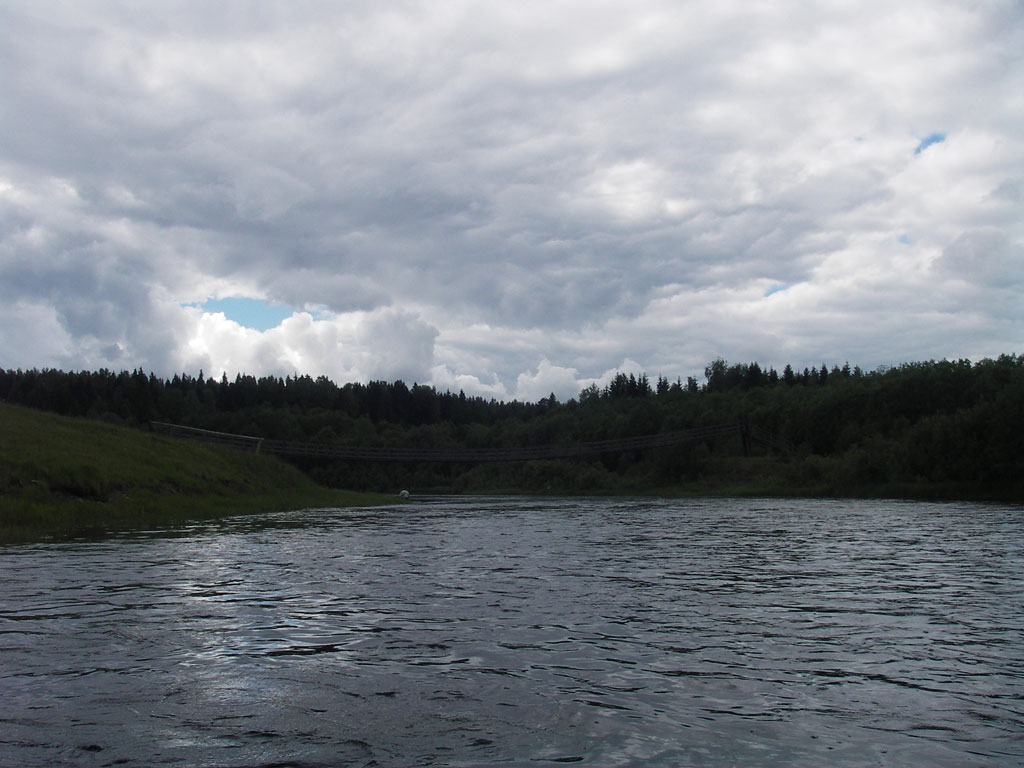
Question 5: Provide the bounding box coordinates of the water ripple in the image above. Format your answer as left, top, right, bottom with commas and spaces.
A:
1, 497, 1022, 766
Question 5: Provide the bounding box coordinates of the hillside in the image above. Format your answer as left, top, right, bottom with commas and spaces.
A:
0, 403, 392, 543
2, 355, 1022, 503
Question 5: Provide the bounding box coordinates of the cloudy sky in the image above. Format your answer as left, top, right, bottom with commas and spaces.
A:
1, 1, 1021, 401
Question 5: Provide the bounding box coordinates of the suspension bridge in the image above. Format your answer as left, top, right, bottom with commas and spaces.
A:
151, 417, 781, 463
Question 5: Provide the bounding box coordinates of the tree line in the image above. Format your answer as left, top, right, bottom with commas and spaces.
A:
2, 355, 1021, 499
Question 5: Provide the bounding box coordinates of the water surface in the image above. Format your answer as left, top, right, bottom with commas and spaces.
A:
2, 497, 1022, 766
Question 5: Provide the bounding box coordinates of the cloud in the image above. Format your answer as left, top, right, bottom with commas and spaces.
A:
429, 365, 509, 401
175, 307, 439, 385
515, 360, 584, 403
1, 1, 1021, 396
937, 229, 1023, 288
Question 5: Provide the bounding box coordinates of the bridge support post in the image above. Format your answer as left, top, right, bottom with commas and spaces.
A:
739, 415, 751, 457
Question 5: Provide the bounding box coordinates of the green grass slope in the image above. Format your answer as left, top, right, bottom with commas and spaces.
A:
0, 403, 392, 543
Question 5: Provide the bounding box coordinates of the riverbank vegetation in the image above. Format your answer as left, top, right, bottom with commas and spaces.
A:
2, 354, 1022, 504
0, 403, 391, 543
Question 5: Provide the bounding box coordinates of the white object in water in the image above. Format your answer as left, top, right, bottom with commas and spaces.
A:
399, 490, 410, 499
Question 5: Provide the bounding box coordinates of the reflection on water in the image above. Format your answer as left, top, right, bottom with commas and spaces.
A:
1, 497, 1022, 766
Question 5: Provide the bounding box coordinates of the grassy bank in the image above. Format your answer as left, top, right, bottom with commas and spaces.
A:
0, 403, 393, 543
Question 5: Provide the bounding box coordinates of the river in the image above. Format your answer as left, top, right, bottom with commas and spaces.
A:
1, 496, 1022, 766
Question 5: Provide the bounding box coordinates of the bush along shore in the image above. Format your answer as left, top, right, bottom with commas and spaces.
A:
0, 403, 393, 543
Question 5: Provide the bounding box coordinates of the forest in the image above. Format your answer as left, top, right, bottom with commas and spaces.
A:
2, 355, 1022, 501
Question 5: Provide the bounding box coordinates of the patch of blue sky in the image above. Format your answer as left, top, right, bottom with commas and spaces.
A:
764, 283, 789, 297
914, 133, 946, 155
199, 297, 294, 331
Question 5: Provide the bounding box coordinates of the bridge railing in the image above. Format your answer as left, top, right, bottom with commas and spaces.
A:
151, 421, 265, 453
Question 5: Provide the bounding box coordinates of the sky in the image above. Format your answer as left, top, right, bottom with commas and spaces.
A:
1, 1, 1021, 402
